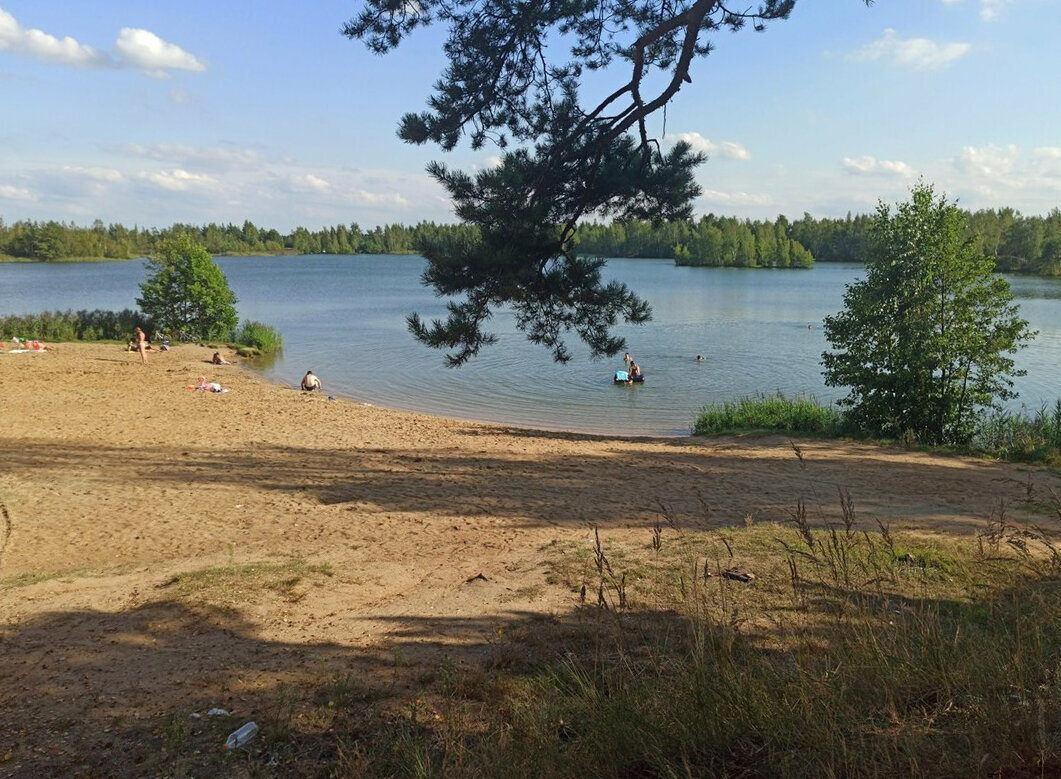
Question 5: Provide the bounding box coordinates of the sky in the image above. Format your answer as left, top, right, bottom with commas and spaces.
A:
1, 0, 1059, 232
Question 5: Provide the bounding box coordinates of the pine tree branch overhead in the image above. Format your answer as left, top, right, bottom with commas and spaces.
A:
344, 0, 869, 364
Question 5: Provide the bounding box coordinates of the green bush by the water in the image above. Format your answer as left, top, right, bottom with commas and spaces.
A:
0, 309, 148, 342
231, 320, 282, 354
974, 400, 1061, 463
694, 393, 843, 436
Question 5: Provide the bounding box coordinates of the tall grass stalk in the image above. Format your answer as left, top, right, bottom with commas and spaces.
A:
487, 514, 1061, 777
975, 401, 1061, 463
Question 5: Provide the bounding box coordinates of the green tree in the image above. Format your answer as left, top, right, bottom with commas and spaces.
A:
822, 183, 1034, 445
344, 1, 863, 364
137, 234, 238, 341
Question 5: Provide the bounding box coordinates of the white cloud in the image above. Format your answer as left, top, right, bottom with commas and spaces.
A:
0, 7, 204, 77
63, 166, 123, 183
850, 28, 971, 69
140, 169, 218, 192
699, 189, 772, 206
1034, 147, 1061, 161
955, 144, 1019, 178
666, 132, 751, 161
980, 0, 1011, 21
0, 183, 36, 201
842, 155, 915, 177
291, 173, 331, 193
120, 143, 262, 170
0, 7, 108, 68
350, 190, 409, 207
0, 154, 445, 229
114, 27, 204, 78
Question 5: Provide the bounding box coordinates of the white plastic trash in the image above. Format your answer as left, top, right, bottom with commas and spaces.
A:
224, 721, 259, 750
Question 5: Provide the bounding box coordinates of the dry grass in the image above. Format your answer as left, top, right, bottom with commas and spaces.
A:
125, 498, 1061, 777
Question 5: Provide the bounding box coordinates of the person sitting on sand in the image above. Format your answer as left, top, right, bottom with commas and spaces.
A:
301, 370, 322, 391
212, 352, 228, 365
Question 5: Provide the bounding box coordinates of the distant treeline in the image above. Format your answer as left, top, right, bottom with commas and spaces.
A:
3, 207, 1060, 274
576, 208, 1061, 274
0, 218, 476, 261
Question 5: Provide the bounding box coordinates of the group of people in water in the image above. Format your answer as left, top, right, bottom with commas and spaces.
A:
622, 352, 643, 383
617, 351, 706, 384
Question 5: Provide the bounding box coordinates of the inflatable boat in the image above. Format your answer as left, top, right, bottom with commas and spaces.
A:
614, 370, 645, 384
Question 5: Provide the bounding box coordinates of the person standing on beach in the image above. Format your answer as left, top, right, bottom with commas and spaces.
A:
134, 327, 148, 364
301, 371, 322, 391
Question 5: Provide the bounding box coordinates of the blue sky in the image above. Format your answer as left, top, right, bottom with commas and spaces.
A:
1, 0, 1058, 232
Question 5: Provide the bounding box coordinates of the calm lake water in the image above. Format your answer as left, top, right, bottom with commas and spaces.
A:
3, 255, 1061, 436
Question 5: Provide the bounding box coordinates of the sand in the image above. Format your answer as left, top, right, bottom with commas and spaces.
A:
1, 342, 1059, 774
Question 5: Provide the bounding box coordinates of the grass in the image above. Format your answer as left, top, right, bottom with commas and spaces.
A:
0, 564, 139, 591
129, 494, 1061, 777
462, 508, 1061, 777
231, 319, 283, 355
695, 394, 1061, 467
156, 558, 333, 606
694, 392, 844, 436
974, 400, 1061, 465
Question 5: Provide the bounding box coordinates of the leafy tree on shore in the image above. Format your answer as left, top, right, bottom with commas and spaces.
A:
822, 183, 1034, 445
137, 234, 238, 341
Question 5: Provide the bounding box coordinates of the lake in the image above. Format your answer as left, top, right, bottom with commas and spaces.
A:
3, 255, 1060, 436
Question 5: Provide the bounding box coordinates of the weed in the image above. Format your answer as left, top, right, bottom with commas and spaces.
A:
156, 559, 333, 606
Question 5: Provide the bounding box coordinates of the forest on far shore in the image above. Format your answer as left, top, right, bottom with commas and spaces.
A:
2, 206, 1060, 275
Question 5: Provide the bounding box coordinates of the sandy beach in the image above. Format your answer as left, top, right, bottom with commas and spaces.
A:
2, 342, 1060, 774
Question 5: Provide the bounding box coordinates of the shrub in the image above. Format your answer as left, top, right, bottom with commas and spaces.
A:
0, 309, 148, 342
232, 320, 282, 354
694, 393, 843, 436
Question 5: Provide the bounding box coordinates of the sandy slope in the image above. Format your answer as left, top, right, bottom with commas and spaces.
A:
1, 343, 1058, 774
